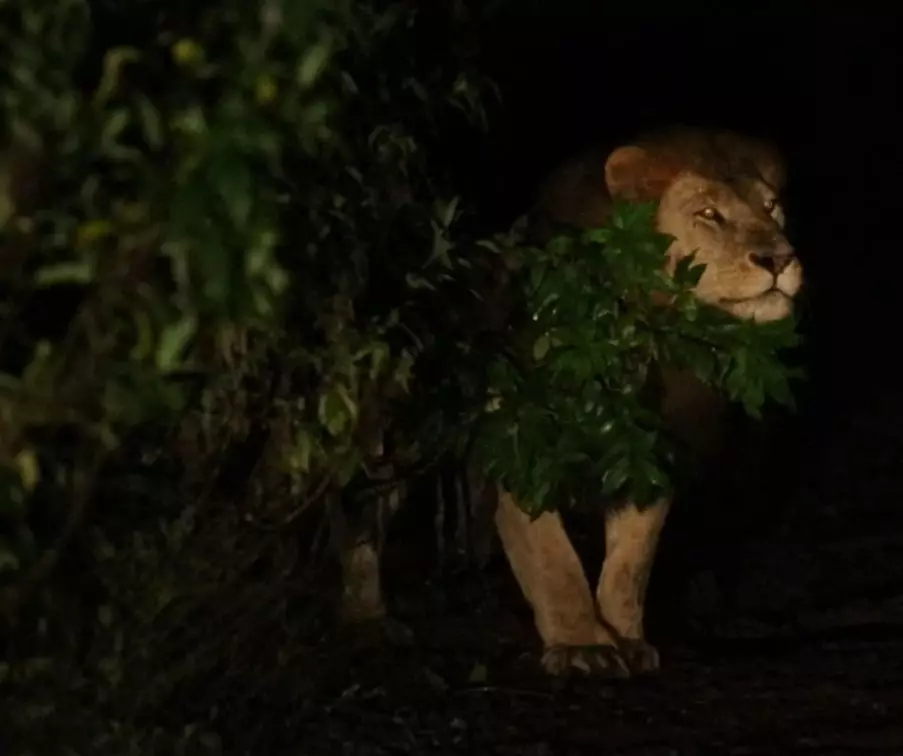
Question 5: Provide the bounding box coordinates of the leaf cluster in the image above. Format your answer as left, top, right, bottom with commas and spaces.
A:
472, 200, 803, 515
0, 1, 503, 751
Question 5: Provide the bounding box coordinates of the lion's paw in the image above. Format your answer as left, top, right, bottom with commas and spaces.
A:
619, 638, 661, 675
540, 643, 631, 678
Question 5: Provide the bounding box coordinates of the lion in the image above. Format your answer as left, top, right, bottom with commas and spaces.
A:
336, 127, 803, 677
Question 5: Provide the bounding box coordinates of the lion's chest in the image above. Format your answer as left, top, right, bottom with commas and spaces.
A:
658, 366, 729, 464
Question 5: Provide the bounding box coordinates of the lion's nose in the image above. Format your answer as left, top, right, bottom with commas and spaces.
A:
749, 249, 795, 276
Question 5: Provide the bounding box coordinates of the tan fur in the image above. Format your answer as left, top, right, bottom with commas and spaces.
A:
497, 127, 803, 676
339, 541, 386, 622
336, 485, 403, 623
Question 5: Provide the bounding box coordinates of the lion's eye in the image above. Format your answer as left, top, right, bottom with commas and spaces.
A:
696, 207, 723, 223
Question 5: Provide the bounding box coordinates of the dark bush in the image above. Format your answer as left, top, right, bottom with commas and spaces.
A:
0, 1, 800, 752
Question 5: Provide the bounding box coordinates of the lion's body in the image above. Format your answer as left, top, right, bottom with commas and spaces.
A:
339, 127, 803, 678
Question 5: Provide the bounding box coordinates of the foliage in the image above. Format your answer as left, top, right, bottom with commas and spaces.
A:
0, 0, 803, 752
0, 0, 502, 752
472, 201, 803, 514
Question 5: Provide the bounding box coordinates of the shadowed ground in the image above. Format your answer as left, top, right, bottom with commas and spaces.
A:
258, 387, 903, 754
290, 575, 903, 755
78, 382, 900, 755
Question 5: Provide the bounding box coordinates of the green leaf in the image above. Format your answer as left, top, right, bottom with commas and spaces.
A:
531, 479, 552, 513
601, 457, 630, 495
156, 314, 198, 372
369, 341, 390, 380
318, 385, 357, 437
437, 196, 461, 229
641, 460, 669, 491
289, 429, 316, 474
93, 46, 141, 105
136, 94, 164, 148
532, 333, 551, 361
582, 228, 611, 244
13, 448, 40, 492
298, 41, 332, 89
34, 261, 93, 286
406, 273, 436, 290
673, 253, 706, 288
101, 108, 131, 149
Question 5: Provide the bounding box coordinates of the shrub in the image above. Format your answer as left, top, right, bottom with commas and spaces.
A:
1, 1, 500, 750
0, 0, 801, 752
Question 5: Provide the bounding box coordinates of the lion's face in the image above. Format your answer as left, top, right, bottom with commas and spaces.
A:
602, 133, 803, 323
656, 171, 802, 322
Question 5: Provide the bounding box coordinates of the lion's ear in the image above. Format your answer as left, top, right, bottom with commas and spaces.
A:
604, 145, 681, 201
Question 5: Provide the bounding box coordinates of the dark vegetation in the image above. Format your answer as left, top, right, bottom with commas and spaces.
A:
2, 2, 903, 753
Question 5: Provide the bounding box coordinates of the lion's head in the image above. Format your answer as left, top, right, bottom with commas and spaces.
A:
541, 129, 803, 323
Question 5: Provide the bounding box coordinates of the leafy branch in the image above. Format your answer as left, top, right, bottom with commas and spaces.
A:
472, 200, 803, 515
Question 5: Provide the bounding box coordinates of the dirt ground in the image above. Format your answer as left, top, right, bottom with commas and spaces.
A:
285, 581, 902, 756
280, 388, 903, 756
155, 382, 900, 756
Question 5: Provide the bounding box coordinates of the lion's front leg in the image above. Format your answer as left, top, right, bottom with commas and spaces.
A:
332, 484, 415, 646
595, 497, 671, 675
495, 491, 630, 678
